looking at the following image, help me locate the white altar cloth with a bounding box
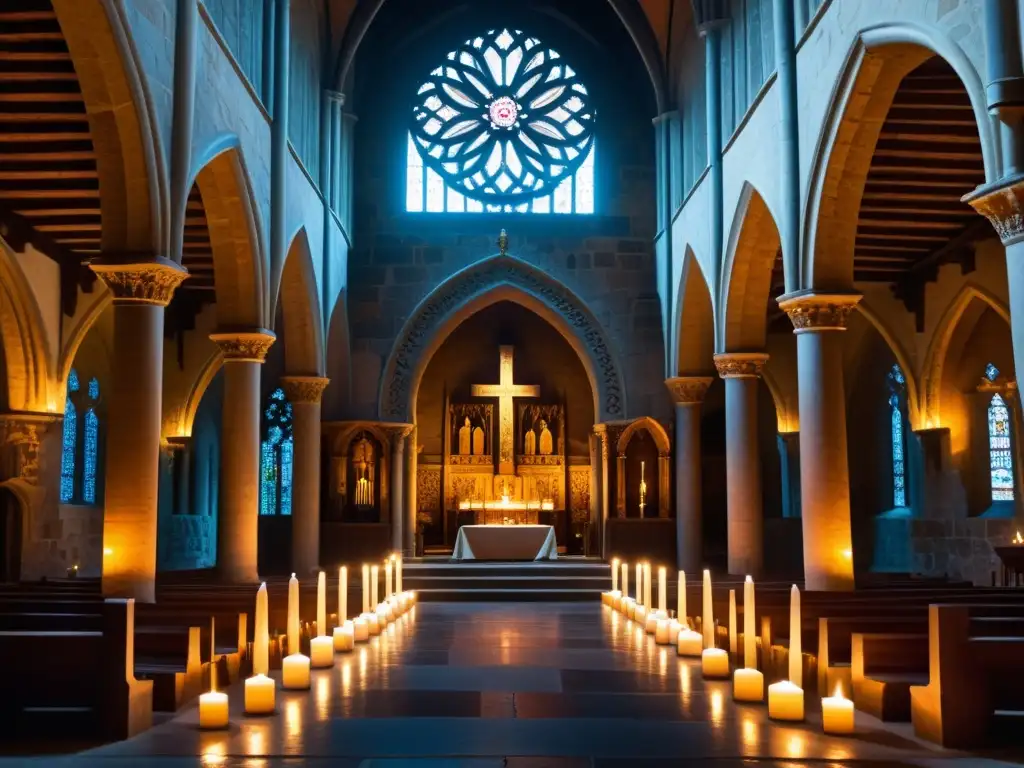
[452,525,558,561]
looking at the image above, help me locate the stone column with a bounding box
[281,376,329,577]
[390,428,411,554]
[665,376,713,572]
[779,292,860,591]
[594,425,611,558]
[326,90,344,210]
[165,436,191,517]
[90,258,187,601]
[404,427,417,556]
[714,353,768,577]
[209,330,276,584]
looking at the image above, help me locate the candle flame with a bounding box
[103,547,113,557]
[1015,530,1023,545]
[833,682,845,699]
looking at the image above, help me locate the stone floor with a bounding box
[11,602,1024,767]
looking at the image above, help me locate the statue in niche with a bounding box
[352,435,375,508]
[524,427,536,455]
[458,417,472,455]
[472,426,484,455]
[538,419,553,456]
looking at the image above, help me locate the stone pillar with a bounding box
[209,330,276,584]
[165,436,191,517]
[326,90,344,210]
[665,377,713,572]
[90,259,187,601]
[390,428,410,554]
[779,292,860,591]
[404,427,417,557]
[714,353,768,577]
[615,454,627,517]
[588,433,601,552]
[594,425,610,558]
[281,376,329,577]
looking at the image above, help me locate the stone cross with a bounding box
[472,345,539,475]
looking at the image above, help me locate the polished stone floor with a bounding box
[11,602,1024,767]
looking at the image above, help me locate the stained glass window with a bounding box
[82,378,100,504]
[989,392,1015,501]
[406,27,595,215]
[259,388,294,516]
[986,363,1000,382]
[888,365,907,508]
[59,370,80,503]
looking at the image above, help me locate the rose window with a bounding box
[407,28,595,214]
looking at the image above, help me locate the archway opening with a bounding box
[0,487,23,583]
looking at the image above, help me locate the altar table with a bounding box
[452,525,558,561]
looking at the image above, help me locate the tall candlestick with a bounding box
[743,576,756,668]
[254,582,269,676]
[639,460,647,515]
[702,569,713,648]
[658,566,667,614]
[396,556,403,594]
[729,589,737,656]
[339,572,351,629]
[644,562,652,610]
[362,564,370,614]
[621,562,629,600]
[317,571,327,635]
[767,584,804,720]
[371,565,379,606]
[310,571,334,668]
[611,558,619,592]
[287,573,300,655]
[789,584,801,686]
[385,557,393,598]
[635,563,643,607]
[677,570,686,624]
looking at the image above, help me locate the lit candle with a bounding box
[333,619,355,652]
[702,569,713,649]
[658,566,667,614]
[287,573,300,656]
[668,619,682,644]
[788,584,802,686]
[338,565,348,624]
[376,602,389,628]
[821,683,855,735]
[396,555,403,594]
[385,557,393,598]
[199,677,229,728]
[767,585,804,721]
[362,564,370,614]
[635,563,643,608]
[245,583,275,715]
[366,611,381,635]
[644,562,652,611]
[728,589,737,656]
[352,616,369,642]
[282,652,311,690]
[677,623,703,657]
[677,570,686,624]
[733,575,763,702]
[655,618,670,645]
[701,647,729,679]
[621,562,629,603]
[244,674,275,715]
[371,565,379,607]
[645,609,662,634]
[611,558,619,592]
[310,571,334,668]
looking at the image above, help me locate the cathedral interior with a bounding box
[2,0,1024,763]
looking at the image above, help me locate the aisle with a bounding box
[14,603,1020,766]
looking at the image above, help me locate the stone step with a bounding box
[412,587,604,602]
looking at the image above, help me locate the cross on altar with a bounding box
[472,345,539,475]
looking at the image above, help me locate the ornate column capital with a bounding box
[713,352,768,379]
[209,329,276,363]
[665,376,714,404]
[963,173,1024,246]
[0,412,60,484]
[89,256,188,306]
[280,376,330,404]
[325,89,345,106]
[777,290,861,334]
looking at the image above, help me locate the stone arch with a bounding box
[721,182,783,352]
[379,255,626,423]
[921,284,1010,430]
[52,0,165,253]
[803,26,997,291]
[855,300,923,430]
[58,290,110,401]
[761,366,797,434]
[324,290,352,421]
[275,228,325,377]
[192,143,267,328]
[169,352,223,439]
[615,415,670,456]
[0,242,52,413]
[674,246,715,376]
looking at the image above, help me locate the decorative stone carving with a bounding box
[89,258,188,306]
[665,376,714,405]
[777,291,861,333]
[713,353,768,379]
[0,413,59,484]
[209,329,276,363]
[964,174,1024,246]
[569,466,591,517]
[280,376,330,404]
[380,255,625,422]
[417,466,441,516]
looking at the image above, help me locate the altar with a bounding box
[452,525,558,561]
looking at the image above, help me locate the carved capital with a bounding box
[89,257,188,306]
[280,376,330,404]
[713,352,768,379]
[0,412,60,484]
[665,376,713,404]
[210,329,276,363]
[964,173,1024,246]
[325,89,345,106]
[777,291,861,334]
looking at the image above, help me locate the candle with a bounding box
[677,570,686,624]
[282,652,311,689]
[371,565,379,607]
[385,557,393,598]
[658,567,667,613]
[645,609,662,634]
[668,619,682,644]
[310,635,334,668]
[611,558,619,591]
[244,674,275,715]
[677,625,703,657]
[287,573,300,656]
[362,564,370,614]
[353,616,369,642]
[701,647,730,679]
[743,576,756,669]
[635,563,642,607]
[396,556,403,594]
[822,684,855,735]
[366,611,381,635]
[702,569,713,649]
[253,583,269,677]
[621,562,629,602]
[317,571,327,636]
[338,565,348,624]
[644,562,652,611]
[728,589,737,655]
[376,602,389,628]
[788,584,802,686]
[333,620,355,652]
[733,667,764,702]
[768,679,804,721]
[655,618,670,645]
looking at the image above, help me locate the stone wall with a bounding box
[57,505,102,577]
[158,512,217,571]
[911,518,1017,586]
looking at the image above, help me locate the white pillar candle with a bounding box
[702,569,713,648]
[611,557,619,592]
[768,679,804,721]
[658,567,667,613]
[635,563,643,607]
[668,619,682,644]
[644,562,652,610]
[788,584,802,686]
[645,610,661,634]
[677,570,686,623]
[287,573,300,656]
[701,647,730,678]
[199,690,229,729]
[353,616,369,642]
[310,635,334,668]
[655,618,670,645]
[253,582,269,677]
[734,667,764,702]
[371,565,379,606]
[743,575,756,669]
[317,571,327,637]
[338,566,348,624]
[822,684,855,735]
[677,626,703,657]
[621,562,629,601]
[396,556,403,594]
[333,620,355,652]
[244,674,275,715]
[385,557,393,598]
[366,611,381,635]
[728,589,737,656]
[362,564,370,614]
[282,653,311,689]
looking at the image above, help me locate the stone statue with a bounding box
[458,417,472,455]
[472,426,484,455]
[539,418,553,456]
[524,427,536,455]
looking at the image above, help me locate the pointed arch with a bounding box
[674,246,715,376]
[0,242,53,412]
[803,26,996,291]
[721,182,783,352]
[855,299,922,430]
[275,228,325,377]
[615,415,670,456]
[169,352,224,439]
[921,283,1011,429]
[379,255,626,423]
[324,290,352,421]
[761,366,797,434]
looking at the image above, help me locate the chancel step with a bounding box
[402,560,611,602]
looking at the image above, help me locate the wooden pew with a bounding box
[818,616,924,697]
[851,632,928,720]
[134,625,203,711]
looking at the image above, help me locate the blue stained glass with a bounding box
[986,363,1000,382]
[280,439,294,516]
[888,365,907,508]
[60,397,77,503]
[83,409,98,504]
[87,377,99,400]
[259,388,294,516]
[67,369,80,393]
[260,440,278,516]
[989,393,1015,501]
